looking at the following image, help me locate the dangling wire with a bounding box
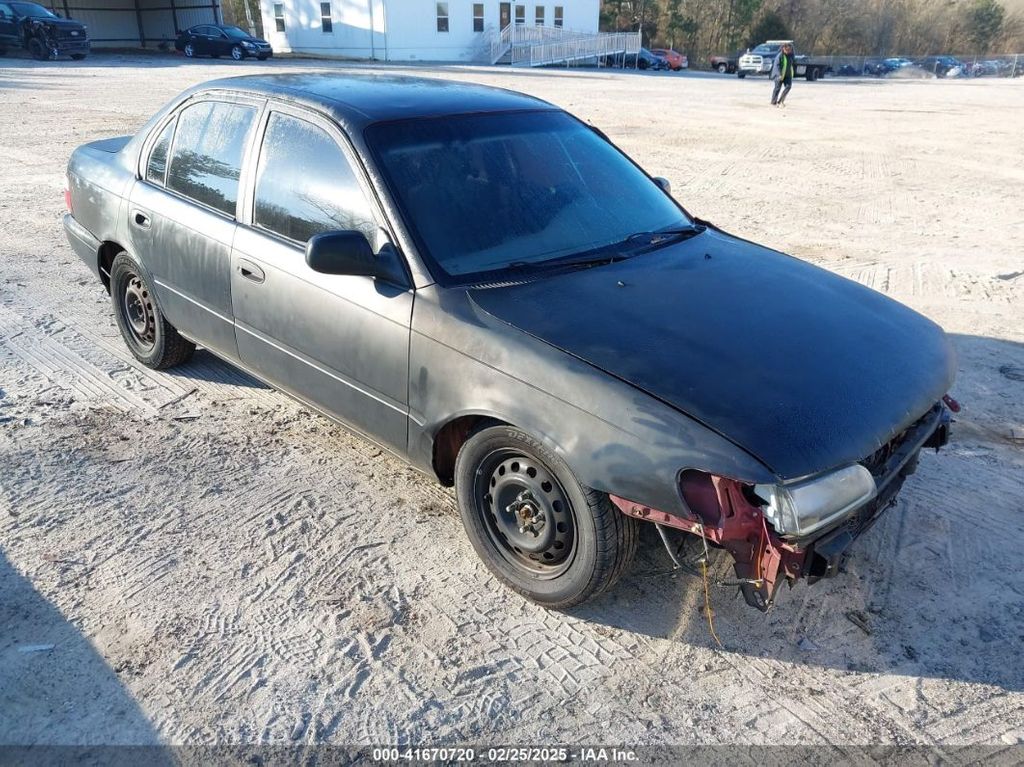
[700,558,723,649]
[697,528,724,649]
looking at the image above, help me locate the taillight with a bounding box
[64,176,73,214]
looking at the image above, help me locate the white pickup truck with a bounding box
[737,40,829,81]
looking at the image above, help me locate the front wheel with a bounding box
[717,62,727,74]
[455,425,638,609]
[110,252,195,370]
[230,45,243,61]
[737,71,746,78]
[27,37,48,60]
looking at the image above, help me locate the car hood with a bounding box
[466,229,956,480]
[26,17,85,29]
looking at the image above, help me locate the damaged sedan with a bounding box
[63,74,956,611]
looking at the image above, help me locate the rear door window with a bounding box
[166,101,257,217]
[252,111,377,245]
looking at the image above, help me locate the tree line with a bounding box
[600,0,1024,62]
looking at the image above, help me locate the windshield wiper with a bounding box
[624,224,706,247]
[507,251,628,273]
[501,224,704,276]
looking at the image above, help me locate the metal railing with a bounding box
[490,23,641,67]
[521,31,641,67]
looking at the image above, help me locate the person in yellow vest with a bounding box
[771,43,795,106]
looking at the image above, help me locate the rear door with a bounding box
[129,94,262,359]
[231,104,412,452]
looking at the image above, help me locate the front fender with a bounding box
[409,286,774,517]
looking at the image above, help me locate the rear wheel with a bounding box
[183,43,195,58]
[717,62,727,74]
[110,252,195,370]
[455,425,638,609]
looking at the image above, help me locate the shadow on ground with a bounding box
[0,551,165,748]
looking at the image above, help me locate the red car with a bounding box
[651,48,688,71]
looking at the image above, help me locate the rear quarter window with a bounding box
[145,119,175,186]
[166,101,256,217]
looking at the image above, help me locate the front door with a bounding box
[130,96,260,359]
[499,2,511,28]
[231,106,412,453]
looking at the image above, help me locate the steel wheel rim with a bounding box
[122,273,156,350]
[232,47,242,60]
[184,44,193,57]
[474,449,577,579]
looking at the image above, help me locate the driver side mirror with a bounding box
[653,176,671,195]
[306,231,378,277]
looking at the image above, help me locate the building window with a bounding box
[320,2,332,32]
[473,2,483,32]
[436,2,448,32]
[514,4,524,24]
[273,2,284,32]
[535,5,544,25]
[554,5,562,27]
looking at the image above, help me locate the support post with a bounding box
[134,0,146,47]
[169,0,179,34]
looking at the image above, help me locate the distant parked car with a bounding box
[603,47,669,70]
[914,56,962,77]
[0,1,89,60]
[650,48,688,70]
[709,52,739,73]
[174,24,272,61]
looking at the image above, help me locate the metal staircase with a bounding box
[489,24,640,67]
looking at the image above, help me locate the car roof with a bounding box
[191,73,557,127]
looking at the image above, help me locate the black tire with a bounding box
[183,43,195,58]
[71,53,86,60]
[455,425,638,609]
[257,54,268,61]
[638,59,648,70]
[717,62,727,74]
[230,45,243,61]
[27,37,48,61]
[110,252,194,370]
[737,71,746,78]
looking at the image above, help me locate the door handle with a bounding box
[131,209,150,229]
[237,259,265,284]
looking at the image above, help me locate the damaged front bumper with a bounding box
[611,401,953,611]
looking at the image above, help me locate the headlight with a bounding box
[242,41,256,47]
[754,464,876,537]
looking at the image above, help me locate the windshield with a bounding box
[753,44,779,54]
[223,25,249,38]
[12,2,57,17]
[367,111,691,284]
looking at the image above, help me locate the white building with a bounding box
[258,0,600,62]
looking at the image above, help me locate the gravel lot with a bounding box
[1,53,1023,749]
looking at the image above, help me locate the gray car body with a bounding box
[63,73,952,523]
